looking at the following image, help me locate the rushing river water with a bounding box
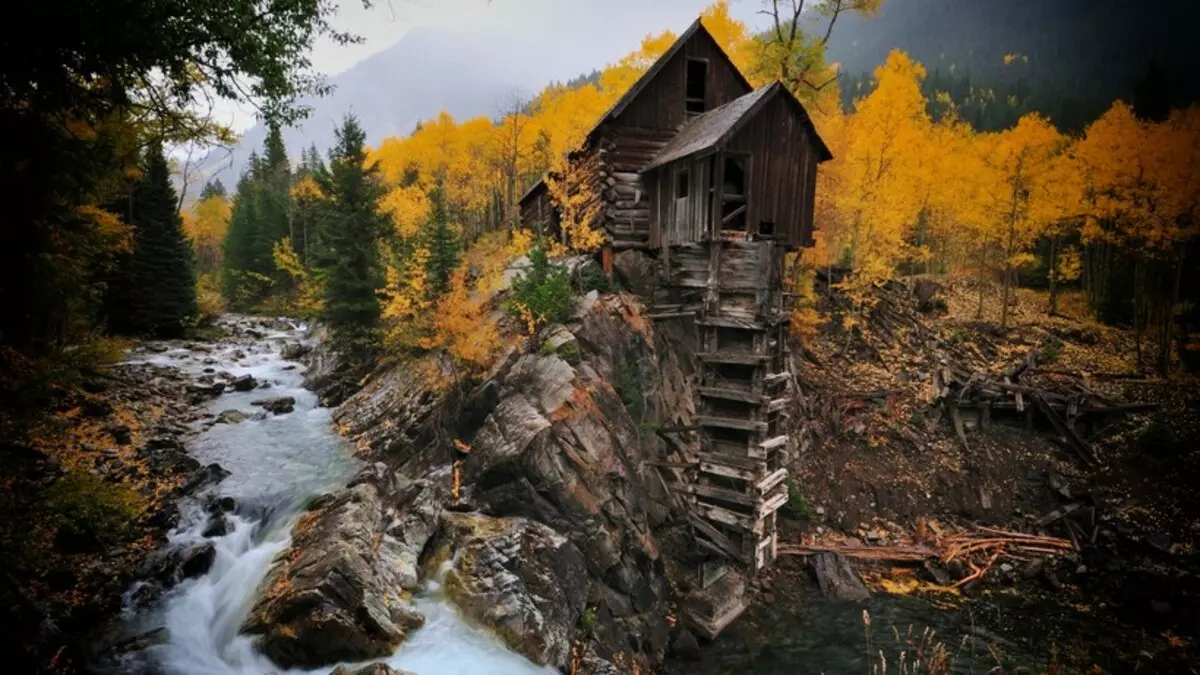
[119,319,554,675]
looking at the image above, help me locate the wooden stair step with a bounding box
[697,386,765,404]
[699,415,768,432]
[698,352,769,366]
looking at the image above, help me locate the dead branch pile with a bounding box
[932,352,1157,465]
[939,527,1075,587]
[779,525,1076,588]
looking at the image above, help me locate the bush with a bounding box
[43,471,141,550]
[615,355,643,418]
[508,246,574,327]
[1039,335,1064,363]
[578,263,610,294]
[784,478,809,520]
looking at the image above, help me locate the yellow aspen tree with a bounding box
[829,50,931,309]
[979,112,1066,327]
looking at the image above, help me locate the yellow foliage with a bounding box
[546,152,605,255]
[184,194,230,272]
[77,205,132,252]
[380,244,433,351]
[290,174,324,201]
[380,185,430,239]
[423,265,501,373]
[272,237,322,316]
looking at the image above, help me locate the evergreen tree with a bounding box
[109,145,197,336]
[220,166,266,308]
[424,178,460,297]
[258,123,294,287]
[317,115,386,354]
[199,179,227,200]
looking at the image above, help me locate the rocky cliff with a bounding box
[246,279,707,672]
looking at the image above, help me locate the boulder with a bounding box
[241,465,443,669]
[612,250,656,297]
[433,512,588,669]
[281,342,310,360]
[214,409,248,425]
[250,396,295,415]
[230,375,256,392]
[187,381,226,402]
[179,543,216,579]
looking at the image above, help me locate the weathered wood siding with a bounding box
[614,29,751,132]
[650,155,713,248]
[595,126,674,249]
[724,94,822,249]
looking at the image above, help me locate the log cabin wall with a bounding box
[723,94,823,249]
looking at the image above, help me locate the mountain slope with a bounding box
[199,28,523,188]
[822,0,1200,130]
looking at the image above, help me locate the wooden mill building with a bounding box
[520,17,831,634]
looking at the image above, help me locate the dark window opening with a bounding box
[721,155,748,232]
[686,58,708,115]
[759,221,776,237]
[675,169,690,198]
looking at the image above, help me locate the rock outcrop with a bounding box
[430,512,588,668]
[241,464,446,669]
[262,285,696,672]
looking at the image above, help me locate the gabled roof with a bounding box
[642,82,834,171]
[583,18,754,145]
[643,86,775,170]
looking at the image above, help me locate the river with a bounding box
[117,317,554,675]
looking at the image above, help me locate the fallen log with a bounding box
[777,544,936,562]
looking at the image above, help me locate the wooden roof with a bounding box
[642,83,834,171]
[583,19,754,144]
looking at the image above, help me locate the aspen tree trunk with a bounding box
[1159,251,1184,377]
[1048,234,1059,315]
[1133,256,1144,370]
[975,235,988,320]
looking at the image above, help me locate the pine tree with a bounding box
[259,123,294,288]
[424,178,459,297]
[220,166,266,308]
[317,115,386,354]
[109,144,198,337]
[200,179,227,200]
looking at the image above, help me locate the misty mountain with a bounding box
[821,0,1200,130]
[197,28,526,190]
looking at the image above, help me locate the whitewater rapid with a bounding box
[122,319,554,675]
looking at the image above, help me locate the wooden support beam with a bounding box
[699,461,757,481]
[758,435,789,451]
[721,204,748,225]
[689,515,746,562]
[698,351,770,366]
[690,484,757,507]
[698,386,765,404]
[767,397,791,414]
[699,416,769,432]
[758,489,789,518]
[697,452,763,471]
[763,372,790,387]
[755,468,788,494]
[694,501,759,532]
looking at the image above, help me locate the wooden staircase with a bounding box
[657,240,792,576]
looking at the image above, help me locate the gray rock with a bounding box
[230,375,256,392]
[180,543,215,579]
[612,249,657,297]
[215,409,247,425]
[250,396,295,415]
[433,512,588,669]
[281,342,310,360]
[671,628,701,661]
[241,466,444,669]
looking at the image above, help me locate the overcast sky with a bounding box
[217,0,767,131]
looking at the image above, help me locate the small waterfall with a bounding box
[119,318,553,675]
